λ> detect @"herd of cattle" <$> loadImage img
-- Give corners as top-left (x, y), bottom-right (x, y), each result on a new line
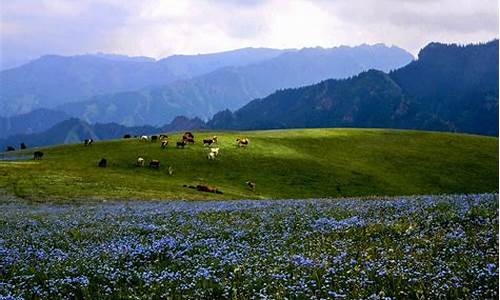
top-left (91, 132), bottom-right (255, 193)
top-left (3, 132), bottom-right (256, 193)
top-left (128, 132), bottom-right (250, 167)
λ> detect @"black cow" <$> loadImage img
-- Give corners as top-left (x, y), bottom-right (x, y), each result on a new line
top-left (33, 151), bottom-right (44, 160)
top-left (84, 139), bottom-right (94, 146)
top-left (123, 134), bottom-right (131, 139)
top-left (6, 146), bottom-right (15, 152)
top-left (176, 140), bottom-right (187, 148)
top-left (98, 158), bottom-right (107, 168)
top-left (149, 160), bottom-right (160, 169)
top-left (161, 140), bottom-right (169, 149)
top-left (151, 135), bottom-right (158, 142)
top-left (20, 143), bottom-right (27, 150)
top-left (203, 139), bottom-right (214, 146)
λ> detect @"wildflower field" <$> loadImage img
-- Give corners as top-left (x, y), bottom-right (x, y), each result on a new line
top-left (0, 194), bottom-right (498, 299)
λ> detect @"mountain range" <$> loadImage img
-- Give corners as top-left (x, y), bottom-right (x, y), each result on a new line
top-left (56, 44), bottom-right (413, 126)
top-left (207, 40), bottom-right (499, 136)
top-left (0, 47), bottom-right (289, 117)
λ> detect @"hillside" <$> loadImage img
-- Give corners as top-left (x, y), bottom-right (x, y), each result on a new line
top-left (58, 44), bottom-right (413, 126)
top-left (0, 129), bottom-right (497, 201)
top-left (0, 118), bottom-right (159, 150)
top-left (208, 40), bottom-right (499, 136)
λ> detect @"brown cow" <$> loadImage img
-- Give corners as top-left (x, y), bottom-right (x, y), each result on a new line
top-left (182, 132), bottom-right (195, 144)
top-left (183, 184), bottom-right (223, 194)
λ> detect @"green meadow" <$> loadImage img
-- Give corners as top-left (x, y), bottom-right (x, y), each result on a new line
top-left (0, 128), bottom-right (497, 201)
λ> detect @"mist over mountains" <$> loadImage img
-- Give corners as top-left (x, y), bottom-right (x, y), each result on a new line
top-left (0, 47), bottom-right (290, 118)
top-left (0, 44), bottom-right (413, 128)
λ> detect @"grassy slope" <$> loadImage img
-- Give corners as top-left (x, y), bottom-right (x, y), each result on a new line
top-left (0, 128), bottom-right (497, 201)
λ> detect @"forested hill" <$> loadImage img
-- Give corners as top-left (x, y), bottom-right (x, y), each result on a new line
top-left (208, 40), bottom-right (499, 136)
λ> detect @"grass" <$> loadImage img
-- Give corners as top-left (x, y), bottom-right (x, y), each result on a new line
top-left (0, 128), bottom-right (497, 201)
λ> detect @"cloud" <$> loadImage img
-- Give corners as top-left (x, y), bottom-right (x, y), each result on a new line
top-left (0, 0), bottom-right (498, 69)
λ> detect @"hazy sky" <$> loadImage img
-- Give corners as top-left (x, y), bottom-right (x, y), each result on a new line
top-left (1, 0), bottom-right (498, 68)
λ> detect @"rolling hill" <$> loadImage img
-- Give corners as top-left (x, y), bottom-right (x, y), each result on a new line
top-left (208, 40), bottom-right (499, 136)
top-left (0, 118), bottom-right (159, 150)
top-left (57, 44), bottom-right (413, 126)
top-left (0, 128), bottom-right (497, 201)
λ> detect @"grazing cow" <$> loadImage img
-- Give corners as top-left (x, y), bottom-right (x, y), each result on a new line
top-left (203, 136), bottom-right (218, 146)
top-left (184, 184), bottom-right (223, 194)
top-left (161, 140), bottom-right (169, 149)
top-left (98, 158), bottom-right (107, 168)
top-left (183, 132), bottom-right (195, 144)
top-left (236, 138), bottom-right (249, 147)
top-left (33, 151), bottom-right (44, 160)
top-left (149, 160), bottom-right (160, 169)
top-left (207, 147), bottom-right (219, 160)
top-left (176, 140), bottom-right (187, 148)
top-left (84, 139), bottom-right (93, 146)
top-left (246, 181), bottom-right (256, 191)
top-left (20, 143), bottom-right (27, 150)
top-left (151, 135), bottom-right (158, 142)
top-left (203, 138), bottom-right (214, 146)
top-left (123, 134), bottom-right (131, 139)
top-left (6, 146), bottom-right (15, 152)
top-left (140, 135), bottom-right (149, 141)
top-left (159, 134), bottom-right (169, 140)
top-left (136, 157), bottom-right (145, 167)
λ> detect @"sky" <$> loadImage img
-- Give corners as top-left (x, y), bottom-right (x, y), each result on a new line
top-left (0, 0), bottom-right (498, 69)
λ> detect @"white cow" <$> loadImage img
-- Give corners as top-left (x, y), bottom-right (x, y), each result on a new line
top-left (207, 148), bottom-right (220, 160)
